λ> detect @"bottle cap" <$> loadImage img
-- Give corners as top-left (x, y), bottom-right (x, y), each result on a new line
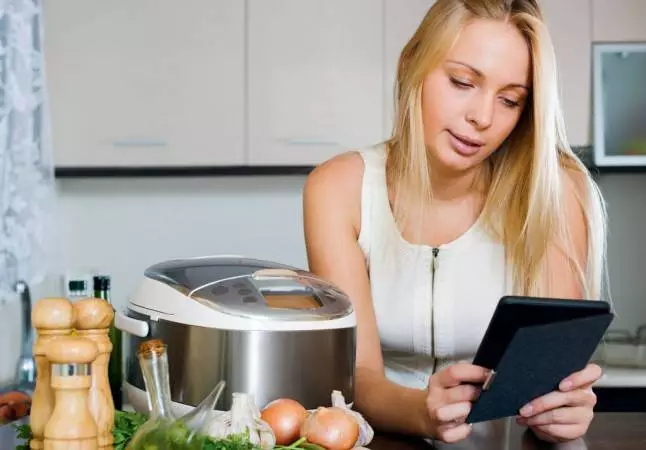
top-left (93, 275), bottom-right (111, 291)
top-left (68, 279), bottom-right (87, 292)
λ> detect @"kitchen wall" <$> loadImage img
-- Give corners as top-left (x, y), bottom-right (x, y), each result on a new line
top-left (2, 167), bottom-right (646, 385)
top-left (2, 0), bottom-right (646, 385)
top-left (48, 172), bottom-right (646, 332)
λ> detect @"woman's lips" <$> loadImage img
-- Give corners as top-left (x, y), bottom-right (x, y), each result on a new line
top-left (447, 130), bottom-right (485, 156)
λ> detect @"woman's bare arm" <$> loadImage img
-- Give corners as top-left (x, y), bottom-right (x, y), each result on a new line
top-left (302, 152), bottom-right (431, 436)
top-left (544, 169), bottom-right (591, 299)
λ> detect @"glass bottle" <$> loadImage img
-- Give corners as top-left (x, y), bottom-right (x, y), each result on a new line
top-left (126, 339), bottom-right (225, 449)
top-left (93, 275), bottom-right (123, 410)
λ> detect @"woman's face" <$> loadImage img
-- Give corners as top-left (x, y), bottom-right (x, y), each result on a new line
top-left (421, 18), bottom-right (532, 174)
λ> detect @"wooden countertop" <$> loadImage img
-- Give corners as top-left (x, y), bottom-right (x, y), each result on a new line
top-left (369, 413), bottom-right (646, 449)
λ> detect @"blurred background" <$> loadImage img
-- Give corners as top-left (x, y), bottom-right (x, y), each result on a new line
top-left (1, 0), bottom-right (645, 395)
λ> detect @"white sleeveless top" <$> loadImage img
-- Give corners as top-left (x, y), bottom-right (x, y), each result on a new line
top-left (357, 144), bottom-right (512, 389)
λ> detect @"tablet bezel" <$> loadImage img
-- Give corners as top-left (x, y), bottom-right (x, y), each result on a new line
top-left (472, 295), bottom-right (611, 370)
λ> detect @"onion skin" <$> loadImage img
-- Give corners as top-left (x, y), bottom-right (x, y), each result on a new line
top-left (260, 398), bottom-right (309, 445)
top-left (0, 391), bottom-right (31, 425)
top-left (300, 406), bottom-right (359, 450)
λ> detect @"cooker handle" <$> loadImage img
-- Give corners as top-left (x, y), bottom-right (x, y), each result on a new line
top-left (115, 311), bottom-right (149, 337)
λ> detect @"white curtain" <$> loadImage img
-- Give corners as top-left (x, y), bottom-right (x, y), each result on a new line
top-left (0, 0), bottom-right (57, 302)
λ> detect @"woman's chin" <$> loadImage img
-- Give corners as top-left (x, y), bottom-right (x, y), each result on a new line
top-left (432, 147), bottom-right (483, 174)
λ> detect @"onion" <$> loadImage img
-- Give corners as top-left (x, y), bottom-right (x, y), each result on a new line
top-left (0, 391), bottom-right (31, 425)
top-left (260, 398), bottom-right (308, 445)
top-left (300, 406), bottom-right (359, 450)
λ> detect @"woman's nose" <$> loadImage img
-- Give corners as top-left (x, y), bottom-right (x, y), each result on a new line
top-left (466, 94), bottom-right (494, 130)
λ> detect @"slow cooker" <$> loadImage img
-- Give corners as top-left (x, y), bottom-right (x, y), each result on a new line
top-left (115, 255), bottom-right (356, 415)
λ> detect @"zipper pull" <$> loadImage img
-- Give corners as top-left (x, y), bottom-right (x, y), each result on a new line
top-left (432, 248), bottom-right (439, 271)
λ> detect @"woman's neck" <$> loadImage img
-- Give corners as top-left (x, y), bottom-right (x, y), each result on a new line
top-left (429, 162), bottom-right (488, 203)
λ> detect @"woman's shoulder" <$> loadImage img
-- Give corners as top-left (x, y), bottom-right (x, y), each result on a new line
top-left (304, 151), bottom-right (364, 197)
top-left (303, 143), bottom-right (386, 200)
top-left (302, 149), bottom-right (367, 235)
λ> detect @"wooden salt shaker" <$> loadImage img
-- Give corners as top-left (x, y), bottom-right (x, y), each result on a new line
top-left (44, 336), bottom-right (99, 450)
top-left (30, 298), bottom-right (75, 450)
top-left (74, 298), bottom-right (115, 450)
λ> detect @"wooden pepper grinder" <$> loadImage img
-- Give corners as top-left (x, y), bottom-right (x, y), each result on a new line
top-left (43, 336), bottom-right (99, 450)
top-left (30, 298), bottom-right (75, 450)
top-left (74, 298), bottom-right (115, 450)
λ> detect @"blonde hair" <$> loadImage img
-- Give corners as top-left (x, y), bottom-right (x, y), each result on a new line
top-left (387, 0), bottom-right (608, 299)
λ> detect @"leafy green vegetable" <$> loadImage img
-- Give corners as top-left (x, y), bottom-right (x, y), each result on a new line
top-left (126, 420), bottom-right (262, 450)
top-left (113, 410), bottom-right (148, 450)
top-left (273, 438), bottom-right (326, 450)
top-left (12, 410), bottom-right (323, 450)
top-left (12, 423), bottom-right (31, 450)
top-left (203, 430), bottom-right (263, 450)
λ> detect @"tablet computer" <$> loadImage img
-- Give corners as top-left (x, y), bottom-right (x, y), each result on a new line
top-left (465, 295), bottom-right (614, 424)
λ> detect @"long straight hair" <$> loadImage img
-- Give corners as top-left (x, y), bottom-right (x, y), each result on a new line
top-left (386, 0), bottom-right (608, 299)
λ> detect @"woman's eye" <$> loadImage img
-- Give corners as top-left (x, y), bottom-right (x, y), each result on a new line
top-left (450, 77), bottom-right (472, 89)
top-left (501, 98), bottom-right (521, 108)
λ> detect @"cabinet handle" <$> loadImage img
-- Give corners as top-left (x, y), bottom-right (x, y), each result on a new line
top-left (111, 139), bottom-right (168, 148)
top-left (280, 138), bottom-right (338, 147)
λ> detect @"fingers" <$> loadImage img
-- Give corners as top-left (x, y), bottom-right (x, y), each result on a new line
top-left (432, 363), bottom-right (490, 388)
top-left (425, 364), bottom-right (487, 443)
top-left (443, 383), bottom-right (481, 404)
top-left (435, 401), bottom-right (472, 423)
top-left (435, 423), bottom-right (473, 443)
top-left (520, 388), bottom-right (596, 418)
top-left (517, 406), bottom-right (593, 427)
top-left (529, 423), bottom-right (590, 442)
top-left (434, 400), bottom-right (474, 443)
top-left (559, 364), bottom-right (603, 391)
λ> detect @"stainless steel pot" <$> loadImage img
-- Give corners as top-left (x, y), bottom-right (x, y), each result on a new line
top-left (116, 255), bottom-right (356, 412)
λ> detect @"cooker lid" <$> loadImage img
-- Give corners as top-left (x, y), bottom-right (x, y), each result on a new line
top-left (145, 255), bottom-right (296, 291)
top-left (144, 256), bottom-right (353, 321)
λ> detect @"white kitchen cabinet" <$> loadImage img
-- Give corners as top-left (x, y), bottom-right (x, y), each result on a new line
top-left (44, 0), bottom-right (245, 168)
top-left (541, 0), bottom-right (593, 147)
top-left (384, 0), bottom-right (435, 138)
top-left (592, 0), bottom-right (646, 42)
top-left (247, 0), bottom-right (384, 166)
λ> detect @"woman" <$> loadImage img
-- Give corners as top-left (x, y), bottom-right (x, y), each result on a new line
top-left (303, 0), bottom-right (608, 445)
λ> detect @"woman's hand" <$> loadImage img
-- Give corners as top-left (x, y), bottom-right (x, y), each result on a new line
top-left (516, 363), bottom-right (602, 443)
top-left (424, 362), bottom-right (490, 443)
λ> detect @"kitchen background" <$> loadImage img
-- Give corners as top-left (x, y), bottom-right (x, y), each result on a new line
top-left (1, 0), bottom-right (645, 388)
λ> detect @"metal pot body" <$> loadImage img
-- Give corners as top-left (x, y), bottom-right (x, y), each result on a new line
top-left (123, 309), bottom-right (356, 410)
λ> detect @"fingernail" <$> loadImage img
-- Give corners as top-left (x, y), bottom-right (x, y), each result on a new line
top-left (520, 405), bottom-right (533, 416)
top-left (561, 380), bottom-right (573, 391)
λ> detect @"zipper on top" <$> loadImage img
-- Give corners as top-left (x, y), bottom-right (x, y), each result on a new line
top-left (431, 247), bottom-right (439, 374)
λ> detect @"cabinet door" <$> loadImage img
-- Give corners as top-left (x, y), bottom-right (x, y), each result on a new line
top-left (247, 0), bottom-right (384, 166)
top-left (384, 1), bottom-right (436, 138)
top-left (44, 0), bottom-right (245, 168)
top-left (592, 0), bottom-right (646, 42)
top-left (541, 0), bottom-right (593, 147)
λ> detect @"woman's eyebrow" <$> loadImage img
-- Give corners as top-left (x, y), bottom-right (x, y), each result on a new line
top-left (446, 59), bottom-right (529, 91)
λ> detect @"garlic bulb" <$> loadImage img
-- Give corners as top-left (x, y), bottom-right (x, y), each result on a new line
top-left (331, 390), bottom-right (374, 447)
top-left (205, 393), bottom-right (276, 449)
